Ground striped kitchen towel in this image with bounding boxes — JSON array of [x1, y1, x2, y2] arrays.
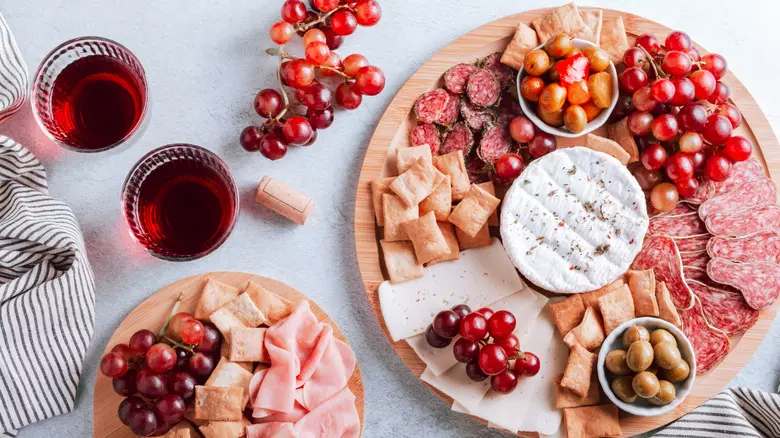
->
[[0, 136, 95, 436], [0, 13, 27, 123], [653, 387, 780, 438]]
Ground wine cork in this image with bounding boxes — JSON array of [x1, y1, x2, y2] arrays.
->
[[255, 176, 315, 224]]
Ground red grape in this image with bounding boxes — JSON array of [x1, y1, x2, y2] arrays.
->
[[282, 59, 316, 89], [129, 329, 156, 355], [136, 368, 168, 398], [196, 323, 221, 353], [307, 108, 335, 130], [689, 70, 716, 100], [303, 29, 327, 47], [433, 310, 461, 338], [281, 0, 307, 23], [110, 343, 135, 362], [495, 153, 523, 181], [717, 103, 741, 128], [708, 81, 730, 105], [355, 65, 385, 96], [168, 312, 192, 337], [636, 34, 661, 54], [491, 370, 518, 394], [633, 166, 663, 191], [675, 177, 699, 199], [259, 132, 288, 160], [112, 369, 137, 396], [509, 116, 535, 143], [703, 114, 733, 145], [335, 82, 362, 109], [628, 111, 653, 136], [100, 352, 128, 378], [702, 53, 727, 80], [302, 82, 333, 110], [623, 47, 647, 69], [651, 114, 678, 141], [620, 67, 648, 93], [282, 116, 314, 145], [650, 79, 675, 103], [478, 344, 508, 376], [610, 94, 635, 122], [188, 352, 216, 378], [665, 31, 692, 52], [303, 129, 318, 146], [632, 87, 657, 112], [495, 334, 520, 357], [254, 89, 283, 118], [475, 308, 495, 319], [528, 132, 557, 158], [240, 126, 264, 152], [705, 154, 732, 181], [690, 149, 707, 171], [669, 77, 695, 106], [118, 396, 145, 426], [513, 352, 541, 376], [320, 52, 343, 77], [677, 103, 707, 132], [466, 360, 489, 382], [665, 153, 694, 182], [460, 313, 488, 342], [724, 136, 752, 162], [343, 54, 369, 76], [688, 47, 701, 62], [128, 409, 158, 437], [321, 26, 344, 50], [678, 131, 703, 154], [305, 41, 331, 66], [651, 183, 680, 213], [453, 338, 480, 363], [425, 324, 451, 348], [270, 21, 294, 44], [354, 0, 382, 26], [154, 394, 185, 424], [487, 310, 516, 340], [174, 348, 190, 369], [180, 319, 204, 345], [662, 51, 692, 76], [331, 10, 358, 35], [168, 371, 197, 400], [146, 343, 177, 373], [640, 143, 667, 171], [451, 304, 472, 319], [312, 0, 338, 12]]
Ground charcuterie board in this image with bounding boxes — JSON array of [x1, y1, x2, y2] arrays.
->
[[92, 272, 364, 437], [354, 6, 780, 436]]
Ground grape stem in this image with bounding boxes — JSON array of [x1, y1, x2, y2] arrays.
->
[[158, 292, 183, 339], [163, 335, 195, 352], [294, 5, 354, 33], [275, 46, 292, 121], [318, 65, 351, 79], [636, 44, 663, 80]]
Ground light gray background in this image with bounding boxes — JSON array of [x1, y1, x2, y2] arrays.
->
[[2, 0, 780, 436]]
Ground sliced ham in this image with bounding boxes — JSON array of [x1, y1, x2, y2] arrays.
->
[[302, 337, 356, 410], [294, 388, 361, 438], [246, 422, 297, 438]]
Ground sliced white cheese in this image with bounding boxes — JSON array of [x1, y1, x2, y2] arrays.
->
[[422, 365, 490, 412], [500, 147, 648, 293], [379, 239, 525, 341], [406, 334, 458, 377]]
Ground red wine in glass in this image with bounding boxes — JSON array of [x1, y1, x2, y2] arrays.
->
[[122, 145, 239, 260]]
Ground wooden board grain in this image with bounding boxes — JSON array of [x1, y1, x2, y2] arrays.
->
[[93, 272, 364, 437], [354, 6, 780, 437]]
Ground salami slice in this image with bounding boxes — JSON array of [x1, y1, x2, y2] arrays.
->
[[440, 122, 474, 156], [481, 52, 515, 90], [477, 125, 512, 164], [466, 68, 501, 107], [460, 100, 495, 131], [707, 257, 780, 310], [673, 234, 711, 253], [698, 177, 777, 219], [410, 122, 441, 155], [687, 279, 758, 337], [680, 296, 730, 375], [414, 89, 450, 124], [681, 251, 710, 269], [436, 92, 460, 127], [632, 236, 695, 310], [443, 63, 478, 95], [707, 231, 780, 264], [654, 204, 697, 218], [706, 204, 780, 237], [465, 156, 490, 183], [648, 214, 707, 238], [684, 266, 708, 282], [688, 158, 766, 204]]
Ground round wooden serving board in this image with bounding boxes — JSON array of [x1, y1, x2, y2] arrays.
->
[[354, 6, 780, 437], [93, 272, 364, 437]]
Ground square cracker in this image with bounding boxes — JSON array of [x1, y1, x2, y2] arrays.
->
[[380, 239, 424, 283], [455, 223, 492, 249], [222, 292, 266, 327], [656, 281, 682, 328], [427, 222, 460, 265], [576, 9, 603, 45], [382, 193, 419, 241], [419, 175, 452, 221], [563, 306, 605, 351], [402, 211, 450, 264], [229, 327, 268, 363], [244, 281, 294, 326], [219, 342, 253, 372], [584, 134, 630, 165], [390, 157, 445, 207], [531, 3, 588, 45], [371, 177, 395, 226], [600, 15, 630, 64], [563, 404, 622, 438], [581, 275, 626, 309], [555, 373, 599, 409], [477, 181, 499, 226], [397, 145, 433, 174], [628, 269, 659, 317], [501, 22, 540, 70], [433, 151, 470, 201], [549, 294, 586, 337], [607, 117, 640, 163], [205, 357, 254, 406], [448, 184, 500, 238], [598, 284, 636, 335], [199, 417, 250, 438], [194, 386, 243, 421], [560, 343, 596, 398], [195, 278, 240, 320]]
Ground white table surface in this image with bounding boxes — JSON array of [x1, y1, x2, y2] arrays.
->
[[3, 1, 780, 436]]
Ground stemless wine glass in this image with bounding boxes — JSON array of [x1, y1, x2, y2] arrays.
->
[[32, 37, 148, 152], [121, 144, 239, 261]]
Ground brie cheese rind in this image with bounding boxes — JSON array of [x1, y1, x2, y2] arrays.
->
[[500, 147, 648, 293]]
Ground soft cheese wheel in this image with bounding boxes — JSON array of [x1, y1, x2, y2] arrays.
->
[[500, 147, 648, 293]]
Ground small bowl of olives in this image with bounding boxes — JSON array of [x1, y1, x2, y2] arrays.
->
[[516, 35, 619, 138], [597, 317, 696, 417]]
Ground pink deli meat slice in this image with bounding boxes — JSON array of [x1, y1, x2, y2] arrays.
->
[[707, 231, 780, 264], [246, 422, 297, 438], [688, 158, 766, 204], [698, 178, 777, 220], [294, 388, 361, 438], [673, 234, 711, 253], [632, 235, 695, 310], [687, 279, 758, 338], [681, 251, 710, 269], [707, 257, 780, 310], [706, 204, 780, 237], [648, 214, 707, 238], [680, 296, 730, 375]]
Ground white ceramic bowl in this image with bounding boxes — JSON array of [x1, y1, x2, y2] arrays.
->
[[597, 317, 696, 417], [517, 38, 619, 138]]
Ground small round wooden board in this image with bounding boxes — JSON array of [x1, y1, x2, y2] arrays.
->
[[93, 272, 364, 437], [354, 6, 780, 437]]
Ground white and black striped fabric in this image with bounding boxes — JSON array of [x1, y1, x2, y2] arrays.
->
[[653, 388, 780, 438], [0, 136, 95, 437], [0, 13, 27, 123]]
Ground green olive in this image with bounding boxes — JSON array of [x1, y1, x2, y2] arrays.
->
[[524, 49, 551, 76], [611, 375, 637, 403], [632, 371, 661, 399], [626, 341, 654, 372], [520, 76, 546, 102], [622, 325, 651, 348], [539, 83, 567, 112], [587, 71, 613, 109], [583, 46, 610, 72], [654, 342, 683, 369], [545, 34, 573, 58], [536, 105, 564, 127], [605, 349, 631, 375], [663, 360, 691, 383], [564, 105, 588, 133], [548, 61, 561, 82], [650, 329, 677, 347], [649, 380, 676, 406]]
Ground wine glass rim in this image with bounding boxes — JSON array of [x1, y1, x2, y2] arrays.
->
[[31, 36, 149, 154], [121, 144, 240, 262]]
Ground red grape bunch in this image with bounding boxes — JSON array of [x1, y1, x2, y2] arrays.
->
[[99, 304, 222, 436], [490, 115, 558, 185], [612, 30, 750, 213], [426, 304, 540, 395], [240, 0, 385, 160]]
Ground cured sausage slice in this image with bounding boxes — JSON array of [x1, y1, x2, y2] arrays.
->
[[439, 122, 474, 156], [410, 122, 441, 155], [698, 178, 777, 219], [688, 158, 765, 204], [707, 257, 780, 310], [648, 214, 707, 238], [654, 204, 697, 218], [632, 236, 695, 310], [436, 92, 460, 127], [414, 89, 450, 124], [687, 279, 758, 337], [477, 125, 512, 164], [672, 234, 711, 253], [707, 231, 780, 264], [680, 296, 730, 375], [465, 157, 490, 184], [460, 100, 495, 131], [681, 251, 709, 269], [481, 52, 516, 90], [705, 204, 780, 237], [466, 68, 501, 107], [443, 63, 477, 95], [683, 266, 708, 282]]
